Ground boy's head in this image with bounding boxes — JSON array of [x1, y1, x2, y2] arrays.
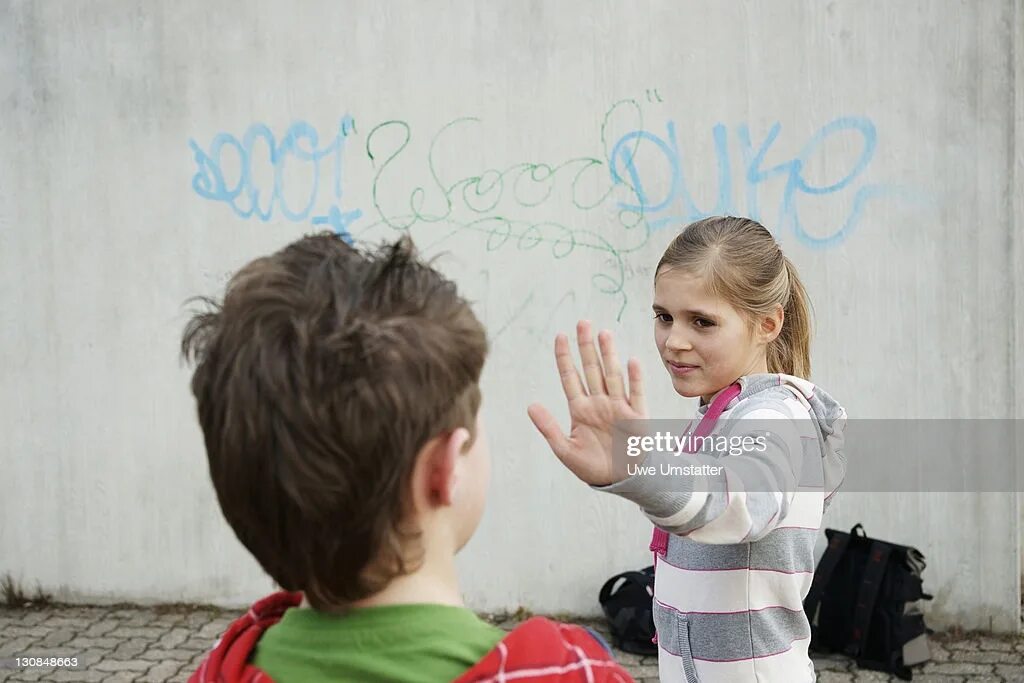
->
[[182, 233, 489, 610]]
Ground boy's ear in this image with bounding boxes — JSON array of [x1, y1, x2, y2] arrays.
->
[[423, 427, 471, 507], [759, 304, 785, 344]]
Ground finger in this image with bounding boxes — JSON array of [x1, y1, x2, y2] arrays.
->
[[527, 403, 571, 460], [576, 320, 607, 395], [598, 330, 626, 400], [627, 357, 646, 416], [554, 334, 586, 400]]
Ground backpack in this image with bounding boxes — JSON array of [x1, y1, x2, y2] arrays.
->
[[598, 566, 657, 656], [804, 524, 934, 681]]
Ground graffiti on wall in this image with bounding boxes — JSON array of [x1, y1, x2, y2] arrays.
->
[[188, 97, 902, 318]]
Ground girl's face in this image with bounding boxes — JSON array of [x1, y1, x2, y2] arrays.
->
[[653, 268, 771, 403]]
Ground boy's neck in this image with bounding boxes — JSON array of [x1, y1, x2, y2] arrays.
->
[[352, 564, 464, 610], [303, 550, 465, 612]]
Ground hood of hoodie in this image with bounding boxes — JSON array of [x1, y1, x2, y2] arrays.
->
[[189, 591, 302, 683], [699, 373, 847, 503]]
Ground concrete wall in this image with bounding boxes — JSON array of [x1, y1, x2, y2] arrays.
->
[[1, 0, 1020, 631], [1015, 0, 1024, 617]]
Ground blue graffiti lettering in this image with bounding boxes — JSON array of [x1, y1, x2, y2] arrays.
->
[[188, 116, 362, 243], [610, 116, 887, 247], [781, 116, 879, 249]]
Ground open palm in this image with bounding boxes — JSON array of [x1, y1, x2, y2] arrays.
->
[[527, 320, 648, 486]]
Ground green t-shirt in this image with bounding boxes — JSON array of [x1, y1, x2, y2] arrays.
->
[[251, 603, 506, 683]]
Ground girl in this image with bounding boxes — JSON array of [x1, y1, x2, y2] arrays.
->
[[528, 216, 847, 682]]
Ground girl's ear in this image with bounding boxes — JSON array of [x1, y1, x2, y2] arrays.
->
[[759, 304, 785, 344]]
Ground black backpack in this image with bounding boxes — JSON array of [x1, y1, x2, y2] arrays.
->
[[804, 524, 934, 681], [598, 566, 657, 656]]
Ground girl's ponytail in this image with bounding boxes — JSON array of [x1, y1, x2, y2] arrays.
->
[[767, 258, 812, 379]]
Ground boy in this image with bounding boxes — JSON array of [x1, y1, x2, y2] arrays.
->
[[181, 233, 633, 682]]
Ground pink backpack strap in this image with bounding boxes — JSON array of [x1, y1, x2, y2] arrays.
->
[[648, 382, 742, 557]]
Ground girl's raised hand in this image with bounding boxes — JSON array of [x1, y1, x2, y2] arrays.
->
[[527, 320, 647, 486]]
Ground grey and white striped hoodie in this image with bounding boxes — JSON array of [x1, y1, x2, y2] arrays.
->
[[600, 373, 847, 682]]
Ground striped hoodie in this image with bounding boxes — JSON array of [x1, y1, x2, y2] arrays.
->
[[600, 373, 847, 682]]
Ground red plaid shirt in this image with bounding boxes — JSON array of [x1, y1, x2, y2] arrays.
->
[[189, 591, 636, 683]]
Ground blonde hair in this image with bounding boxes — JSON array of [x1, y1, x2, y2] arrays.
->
[[655, 216, 813, 379]]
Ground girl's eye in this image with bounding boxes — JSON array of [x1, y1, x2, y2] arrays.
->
[[694, 318, 715, 328], [654, 312, 672, 324]]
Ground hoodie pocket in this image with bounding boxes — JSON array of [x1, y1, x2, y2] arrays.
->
[[675, 616, 701, 683]]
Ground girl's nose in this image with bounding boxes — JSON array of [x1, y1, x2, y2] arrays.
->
[[665, 326, 693, 352]]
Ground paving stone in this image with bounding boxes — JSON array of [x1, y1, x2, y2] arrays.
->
[[623, 663, 658, 677], [181, 611, 222, 628], [66, 635, 121, 649], [113, 637, 152, 659], [817, 673, 855, 682], [81, 620, 119, 638], [197, 619, 232, 639], [9, 612, 50, 627], [48, 670, 105, 682], [92, 657, 152, 672], [995, 662, 1024, 678], [0, 626, 50, 639], [0, 636, 41, 658], [960, 650, 1024, 664], [105, 609, 154, 622], [611, 650, 643, 666], [103, 672, 145, 683], [814, 654, 854, 671], [922, 661, 996, 675], [157, 626, 193, 650], [137, 659, 184, 682], [977, 636, 1017, 652], [139, 646, 202, 661], [3, 604, 1023, 683], [107, 625, 170, 639], [181, 636, 217, 653], [42, 616, 91, 630], [71, 650, 107, 668], [38, 627, 76, 648], [3, 668, 54, 683]]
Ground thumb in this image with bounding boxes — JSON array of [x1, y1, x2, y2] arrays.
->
[[527, 403, 571, 459]]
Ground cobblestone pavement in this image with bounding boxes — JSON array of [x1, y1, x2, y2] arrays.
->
[[0, 603, 1021, 682]]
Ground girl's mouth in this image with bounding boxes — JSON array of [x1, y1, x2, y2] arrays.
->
[[667, 360, 699, 377]]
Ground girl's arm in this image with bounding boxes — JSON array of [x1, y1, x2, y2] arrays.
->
[[528, 322, 818, 545], [597, 399, 813, 544]]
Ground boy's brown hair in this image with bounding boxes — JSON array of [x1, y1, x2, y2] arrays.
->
[[181, 233, 488, 609]]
